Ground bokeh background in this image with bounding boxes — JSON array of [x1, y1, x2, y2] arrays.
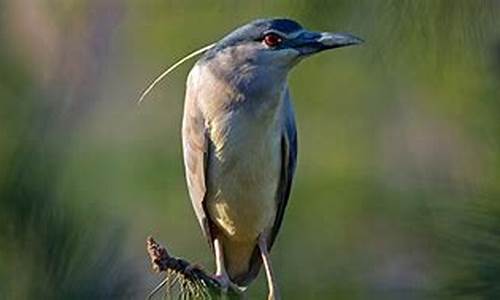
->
[[1, 0, 500, 299]]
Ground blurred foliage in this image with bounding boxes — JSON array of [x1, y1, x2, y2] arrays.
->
[[1, 0, 499, 299]]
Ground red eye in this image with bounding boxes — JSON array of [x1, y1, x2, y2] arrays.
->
[[263, 33, 283, 47]]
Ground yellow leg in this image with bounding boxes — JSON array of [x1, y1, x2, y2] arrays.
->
[[214, 238, 245, 292], [258, 235, 281, 300], [214, 237, 231, 290]]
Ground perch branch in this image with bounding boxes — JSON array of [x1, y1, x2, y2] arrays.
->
[[147, 236, 237, 299]]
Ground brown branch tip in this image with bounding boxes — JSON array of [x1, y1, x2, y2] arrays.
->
[[146, 236, 220, 290], [147, 236, 170, 273]]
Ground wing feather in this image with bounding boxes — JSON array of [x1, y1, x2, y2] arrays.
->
[[182, 70, 213, 247], [269, 91, 298, 248]]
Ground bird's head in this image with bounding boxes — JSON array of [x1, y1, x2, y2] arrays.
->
[[138, 18, 362, 105], [202, 18, 363, 71]]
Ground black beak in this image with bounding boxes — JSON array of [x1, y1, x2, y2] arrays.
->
[[292, 31, 364, 55]]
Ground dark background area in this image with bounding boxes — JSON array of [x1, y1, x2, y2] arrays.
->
[[1, 1, 500, 299]]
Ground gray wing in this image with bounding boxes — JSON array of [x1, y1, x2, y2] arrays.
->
[[181, 76, 213, 247], [269, 91, 298, 248]]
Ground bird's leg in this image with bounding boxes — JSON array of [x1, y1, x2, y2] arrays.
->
[[213, 237, 233, 291], [258, 234, 281, 300], [212, 237, 245, 298]]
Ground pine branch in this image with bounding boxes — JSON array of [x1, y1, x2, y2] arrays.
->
[[146, 236, 240, 299]]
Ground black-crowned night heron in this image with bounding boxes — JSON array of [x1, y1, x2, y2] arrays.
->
[[181, 18, 362, 299]]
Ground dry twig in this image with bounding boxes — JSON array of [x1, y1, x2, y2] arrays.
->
[[146, 236, 229, 299]]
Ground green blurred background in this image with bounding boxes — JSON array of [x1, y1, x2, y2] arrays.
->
[[1, 0, 500, 299]]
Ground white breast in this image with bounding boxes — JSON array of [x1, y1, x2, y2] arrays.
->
[[189, 62, 285, 242], [206, 99, 283, 242]]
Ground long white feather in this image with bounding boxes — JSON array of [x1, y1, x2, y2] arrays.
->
[[138, 43, 216, 105]]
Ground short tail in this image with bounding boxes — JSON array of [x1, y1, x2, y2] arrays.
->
[[221, 236, 263, 287], [231, 245, 262, 287]]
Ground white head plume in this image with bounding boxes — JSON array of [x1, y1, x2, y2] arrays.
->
[[137, 43, 216, 105]]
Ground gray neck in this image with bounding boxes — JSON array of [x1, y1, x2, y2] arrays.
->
[[203, 56, 289, 118]]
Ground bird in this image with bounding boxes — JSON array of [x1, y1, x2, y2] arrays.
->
[[181, 18, 362, 299]]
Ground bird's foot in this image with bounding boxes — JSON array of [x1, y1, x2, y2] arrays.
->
[[211, 274, 243, 294], [212, 273, 231, 292]]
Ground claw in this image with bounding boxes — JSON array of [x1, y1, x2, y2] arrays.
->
[[212, 273, 230, 291], [212, 274, 245, 294]]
